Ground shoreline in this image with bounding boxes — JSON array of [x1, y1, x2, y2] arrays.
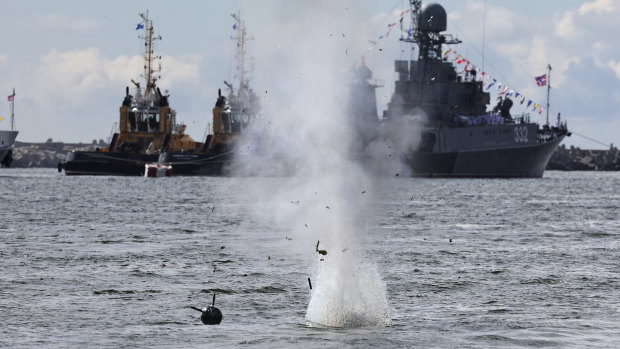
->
[[5, 141, 620, 171]]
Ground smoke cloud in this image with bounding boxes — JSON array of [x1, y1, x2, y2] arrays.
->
[[232, 1, 392, 327]]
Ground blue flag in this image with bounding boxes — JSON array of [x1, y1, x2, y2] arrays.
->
[[136, 22, 144, 30], [233, 23, 237, 30]]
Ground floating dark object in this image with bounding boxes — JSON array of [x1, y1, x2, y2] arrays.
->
[[191, 293, 223, 325], [315, 240, 327, 255], [307, 277, 312, 290]]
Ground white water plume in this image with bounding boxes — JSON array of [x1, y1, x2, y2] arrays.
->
[[238, 2, 392, 328]]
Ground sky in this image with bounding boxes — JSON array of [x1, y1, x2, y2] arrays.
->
[[0, 0, 618, 149]]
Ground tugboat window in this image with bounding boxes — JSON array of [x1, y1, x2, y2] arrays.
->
[[231, 113, 242, 133], [220, 111, 231, 133], [128, 111, 137, 131], [148, 113, 160, 131], [241, 113, 251, 129], [137, 112, 148, 132]]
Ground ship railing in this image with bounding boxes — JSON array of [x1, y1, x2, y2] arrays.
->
[[453, 113, 506, 127], [512, 113, 531, 125]]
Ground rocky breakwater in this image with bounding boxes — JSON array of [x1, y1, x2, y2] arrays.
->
[[547, 144, 620, 171], [11, 139, 107, 168]]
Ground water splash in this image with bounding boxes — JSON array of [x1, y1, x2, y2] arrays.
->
[[306, 250, 391, 327], [230, 1, 393, 328]]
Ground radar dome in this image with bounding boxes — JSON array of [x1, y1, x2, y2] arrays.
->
[[419, 3, 447, 32]]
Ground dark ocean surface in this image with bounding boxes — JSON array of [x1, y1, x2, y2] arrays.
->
[[1, 169, 618, 348]]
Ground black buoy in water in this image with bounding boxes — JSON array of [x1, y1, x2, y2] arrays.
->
[[191, 293, 223, 325]]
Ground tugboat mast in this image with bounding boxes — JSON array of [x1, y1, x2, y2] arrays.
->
[[230, 11, 253, 105], [138, 10, 162, 100]]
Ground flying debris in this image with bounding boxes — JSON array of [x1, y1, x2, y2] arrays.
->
[[315, 241, 327, 255]]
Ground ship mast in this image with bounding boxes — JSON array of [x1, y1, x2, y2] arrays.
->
[[230, 11, 253, 105], [9, 88, 15, 131], [546, 63, 551, 125], [138, 10, 162, 100]]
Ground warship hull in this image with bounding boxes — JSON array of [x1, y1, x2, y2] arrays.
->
[[0, 130, 18, 167], [406, 134, 564, 178], [62, 151, 158, 176]]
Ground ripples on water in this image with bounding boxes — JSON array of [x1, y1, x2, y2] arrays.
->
[[1, 169, 618, 348]]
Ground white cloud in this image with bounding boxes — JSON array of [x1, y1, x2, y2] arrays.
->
[[3, 47, 205, 141], [554, 10, 577, 39], [608, 60, 620, 80], [28, 49, 204, 111], [578, 0, 614, 15], [159, 54, 203, 87]]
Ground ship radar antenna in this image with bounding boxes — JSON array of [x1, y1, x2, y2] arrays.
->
[[401, 0, 460, 60], [138, 10, 162, 101]]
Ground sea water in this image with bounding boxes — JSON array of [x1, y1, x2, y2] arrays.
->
[[1, 169, 618, 348]]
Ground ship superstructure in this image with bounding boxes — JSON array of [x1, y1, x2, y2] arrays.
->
[[376, 1, 569, 177]]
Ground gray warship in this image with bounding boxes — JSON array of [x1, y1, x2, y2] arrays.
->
[[353, 1, 570, 178]]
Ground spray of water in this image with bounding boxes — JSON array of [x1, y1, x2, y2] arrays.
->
[[235, 1, 393, 327]]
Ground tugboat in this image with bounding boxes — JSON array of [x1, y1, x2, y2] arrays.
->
[[0, 89, 18, 168], [157, 11, 286, 176], [59, 11, 198, 176], [362, 1, 569, 178]]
